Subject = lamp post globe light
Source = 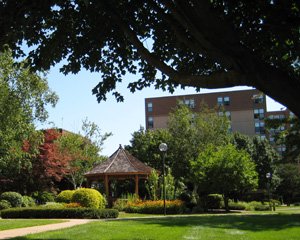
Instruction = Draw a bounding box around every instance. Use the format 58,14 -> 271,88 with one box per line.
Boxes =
159,143 -> 168,215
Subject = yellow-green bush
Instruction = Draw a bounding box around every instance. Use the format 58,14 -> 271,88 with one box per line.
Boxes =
56,190 -> 75,203
72,188 -> 105,209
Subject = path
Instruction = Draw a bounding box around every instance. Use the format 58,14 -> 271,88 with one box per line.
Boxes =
0,219 -> 93,239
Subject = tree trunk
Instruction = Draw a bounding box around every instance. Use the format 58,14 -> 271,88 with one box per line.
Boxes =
223,194 -> 230,212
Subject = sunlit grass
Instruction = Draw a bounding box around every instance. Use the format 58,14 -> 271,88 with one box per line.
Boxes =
10,212 -> 300,240
0,219 -> 66,231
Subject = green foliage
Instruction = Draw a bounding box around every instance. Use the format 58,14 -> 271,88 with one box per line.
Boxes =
164,168 -> 176,200
72,188 -> 105,209
0,200 -> 11,210
56,190 -> 75,203
21,196 -> 36,207
167,104 -> 231,184
0,192 -> 23,207
56,119 -> 111,189
0,208 -> 119,219
227,202 -> 247,211
252,136 -> 280,189
127,127 -> 171,171
33,191 -> 55,204
146,169 -> 160,200
0,49 -> 58,193
40,202 -> 65,209
2,1 -> 300,116
192,144 -> 258,211
276,163 -> 300,204
199,194 -> 223,210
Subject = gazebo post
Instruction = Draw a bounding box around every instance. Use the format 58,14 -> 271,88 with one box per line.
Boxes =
104,174 -> 109,197
135,175 -> 139,196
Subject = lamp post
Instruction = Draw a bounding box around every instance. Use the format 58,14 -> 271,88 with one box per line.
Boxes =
159,142 -> 168,216
266,172 -> 272,211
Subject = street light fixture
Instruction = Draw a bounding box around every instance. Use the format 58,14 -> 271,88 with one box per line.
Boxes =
159,143 -> 168,215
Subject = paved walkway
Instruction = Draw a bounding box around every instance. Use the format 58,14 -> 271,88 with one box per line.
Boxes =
0,219 -> 93,239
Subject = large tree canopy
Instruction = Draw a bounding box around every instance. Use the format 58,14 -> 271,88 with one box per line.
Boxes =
1,1 -> 299,115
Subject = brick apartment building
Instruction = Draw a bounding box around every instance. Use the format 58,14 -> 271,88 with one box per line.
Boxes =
145,89 -> 293,152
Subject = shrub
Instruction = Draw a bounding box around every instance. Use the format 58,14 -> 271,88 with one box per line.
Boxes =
198,194 -> 222,210
0,192 -> 23,207
247,201 -> 270,211
56,190 -> 75,203
0,200 -> 12,210
64,202 -> 82,208
124,200 -> 185,214
0,208 -> 119,219
40,202 -> 65,209
227,202 -> 247,210
22,196 -> 36,207
72,188 -> 105,209
33,191 -> 55,204
113,198 -> 128,211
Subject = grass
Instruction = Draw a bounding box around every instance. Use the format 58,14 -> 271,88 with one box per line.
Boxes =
8,213 -> 300,240
0,219 -> 66,231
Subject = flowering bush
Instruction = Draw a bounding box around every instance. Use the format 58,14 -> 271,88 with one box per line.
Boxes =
124,200 -> 185,214
64,202 -> 82,208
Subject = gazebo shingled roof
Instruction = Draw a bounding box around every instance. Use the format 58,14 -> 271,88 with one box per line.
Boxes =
85,145 -> 153,176
85,145 -> 155,197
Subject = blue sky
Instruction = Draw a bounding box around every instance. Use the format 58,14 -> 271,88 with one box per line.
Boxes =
39,64 -> 284,156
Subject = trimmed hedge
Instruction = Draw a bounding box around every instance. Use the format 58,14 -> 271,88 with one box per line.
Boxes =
0,207 -> 119,219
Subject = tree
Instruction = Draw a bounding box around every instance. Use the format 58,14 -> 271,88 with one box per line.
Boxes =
276,163 -> 300,205
126,127 -> 171,171
251,137 -> 280,189
0,49 -> 58,192
167,104 -> 230,184
0,1 -> 299,116
192,144 -> 258,211
56,119 -> 111,189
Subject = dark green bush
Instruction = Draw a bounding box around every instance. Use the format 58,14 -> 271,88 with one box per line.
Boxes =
72,188 -> 105,209
0,192 -> 23,207
56,190 -> 75,203
0,200 -> 12,210
0,207 -> 118,219
22,196 -> 36,207
33,191 -> 55,204
198,194 -> 223,210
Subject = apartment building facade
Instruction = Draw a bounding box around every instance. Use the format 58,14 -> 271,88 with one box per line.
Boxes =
145,89 -> 268,139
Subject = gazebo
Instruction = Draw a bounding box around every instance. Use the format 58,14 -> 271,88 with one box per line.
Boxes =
85,145 -> 155,198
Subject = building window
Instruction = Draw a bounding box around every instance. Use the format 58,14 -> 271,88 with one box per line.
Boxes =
147,116 -> 153,128
253,94 -> 264,104
183,98 -> 195,108
217,97 -> 223,106
254,109 -> 264,120
217,96 -> 230,106
224,97 -> 230,105
147,102 -> 153,112
255,121 -> 265,134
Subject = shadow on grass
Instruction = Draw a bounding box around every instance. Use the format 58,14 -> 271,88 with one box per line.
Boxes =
123,213 -> 300,231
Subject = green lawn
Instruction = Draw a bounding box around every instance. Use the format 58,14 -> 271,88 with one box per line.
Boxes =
0,219 -> 66,231
9,213 -> 300,240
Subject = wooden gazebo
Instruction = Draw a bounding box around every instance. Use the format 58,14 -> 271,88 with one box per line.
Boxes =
85,145 -> 155,197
